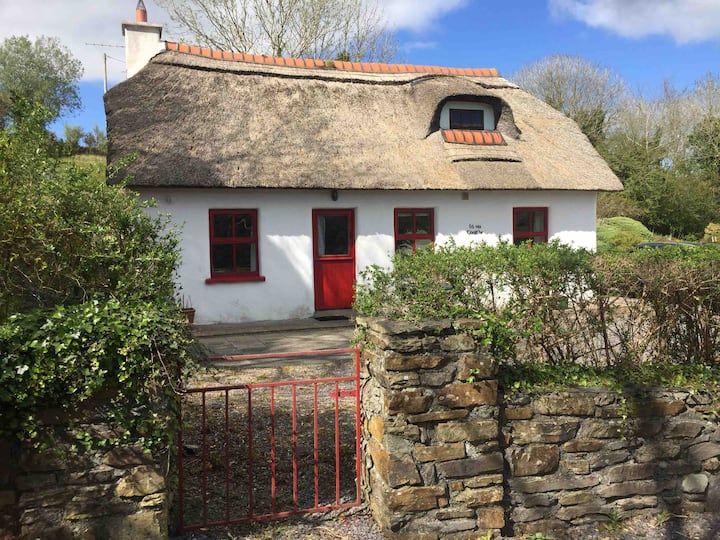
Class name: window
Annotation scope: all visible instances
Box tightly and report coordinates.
[207,209,265,282]
[439,101,495,131]
[513,207,548,245]
[395,208,434,254]
[450,108,484,130]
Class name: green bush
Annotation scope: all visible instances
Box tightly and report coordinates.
[0,102,195,450]
[355,242,720,379]
[0,299,194,450]
[596,216,654,254]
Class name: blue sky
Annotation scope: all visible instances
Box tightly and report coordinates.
[1,1,718,138]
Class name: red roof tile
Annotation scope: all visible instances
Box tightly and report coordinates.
[163,41,500,77]
[441,129,506,146]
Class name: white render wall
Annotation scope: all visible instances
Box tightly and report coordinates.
[137,188,597,324]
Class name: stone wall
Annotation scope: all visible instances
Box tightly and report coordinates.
[358,317,720,539]
[0,429,168,539]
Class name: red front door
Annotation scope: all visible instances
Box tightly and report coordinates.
[312,209,355,311]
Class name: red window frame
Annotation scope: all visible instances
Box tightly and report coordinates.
[206,209,265,283]
[394,208,435,254]
[513,207,548,246]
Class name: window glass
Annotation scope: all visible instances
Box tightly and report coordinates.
[397,213,414,236]
[450,109,484,130]
[211,245,234,273]
[209,209,260,279]
[394,208,434,254]
[513,208,548,245]
[318,214,349,256]
[213,214,233,238]
[235,214,254,237]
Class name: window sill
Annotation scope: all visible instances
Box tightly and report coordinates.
[205,275,266,284]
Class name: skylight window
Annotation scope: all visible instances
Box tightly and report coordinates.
[449,108,484,130]
[440,101,495,131]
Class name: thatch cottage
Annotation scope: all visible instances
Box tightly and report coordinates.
[106,4,622,324]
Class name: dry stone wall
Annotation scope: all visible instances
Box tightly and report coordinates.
[358,317,720,539]
[0,429,168,539]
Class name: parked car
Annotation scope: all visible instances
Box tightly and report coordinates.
[634,241,698,249]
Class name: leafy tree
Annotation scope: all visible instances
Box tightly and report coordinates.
[686,115,720,182]
[63,123,84,154]
[155,0,397,61]
[82,124,108,155]
[511,55,626,146]
[0,102,178,317]
[0,36,83,126]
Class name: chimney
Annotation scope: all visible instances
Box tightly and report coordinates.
[122,0,164,78]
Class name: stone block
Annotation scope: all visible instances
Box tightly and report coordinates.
[516,493,557,507]
[577,419,622,439]
[563,439,604,453]
[511,419,579,444]
[611,495,657,511]
[682,473,709,494]
[376,368,421,390]
[509,474,600,494]
[438,381,498,409]
[436,508,475,520]
[508,445,560,477]
[603,463,657,484]
[560,459,590,475]
[419,370,454,387]
[556,503,603,521]
[534,393,596,416]
[18,487,74,508]
[464,474,503,489]
[688,442,720,463]
[504,406,533,420]
[440,334,475,352]
[436,454,504,478]
[387,486,445,512]
[457,352,495,380]
[369,439,420,488]
[370,333,425,353]
[587,449,630,471]
[440,518,477,534]
[103,446,155,468]
[415,442,466,463]
[632,399,685,417]
[558,491,595,506]
[596,479,671,498]
[595,405,624,418]
[436,420,497,443]
[454,486,503,507]
[514,519,565,537]
[385,390,432,415]
[635,442,681,462]
[114,466,164,498]
[368,415,384,442]
[384,352,444,372]
[512,504,555,523]
[407,409,468,424]
[664,420,705,439]
[633,417,665,437]
[476,506,505,529]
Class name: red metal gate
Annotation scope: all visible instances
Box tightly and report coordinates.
[176,348,361,532]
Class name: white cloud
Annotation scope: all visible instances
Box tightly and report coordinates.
[549,0,720,43]
[0,1,466,83]
[383,0,468,32]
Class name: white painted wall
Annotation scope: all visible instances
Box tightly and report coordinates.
[122,21,164,78]
[137,188,597,323]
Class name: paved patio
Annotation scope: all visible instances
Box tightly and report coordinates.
[192,316,356,358]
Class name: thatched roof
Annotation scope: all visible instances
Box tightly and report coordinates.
[105,48,622,192]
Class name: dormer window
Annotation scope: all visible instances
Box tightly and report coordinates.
[440,101,495,131]
[450,108,484,130]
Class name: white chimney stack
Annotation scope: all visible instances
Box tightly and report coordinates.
[122,0,164,78]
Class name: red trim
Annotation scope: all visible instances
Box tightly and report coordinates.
[513,207,548,245]
[208,209,263,280]
[205,275,266,284]
[394,208,435,254]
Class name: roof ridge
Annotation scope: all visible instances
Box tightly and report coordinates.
[164,41,499,77]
